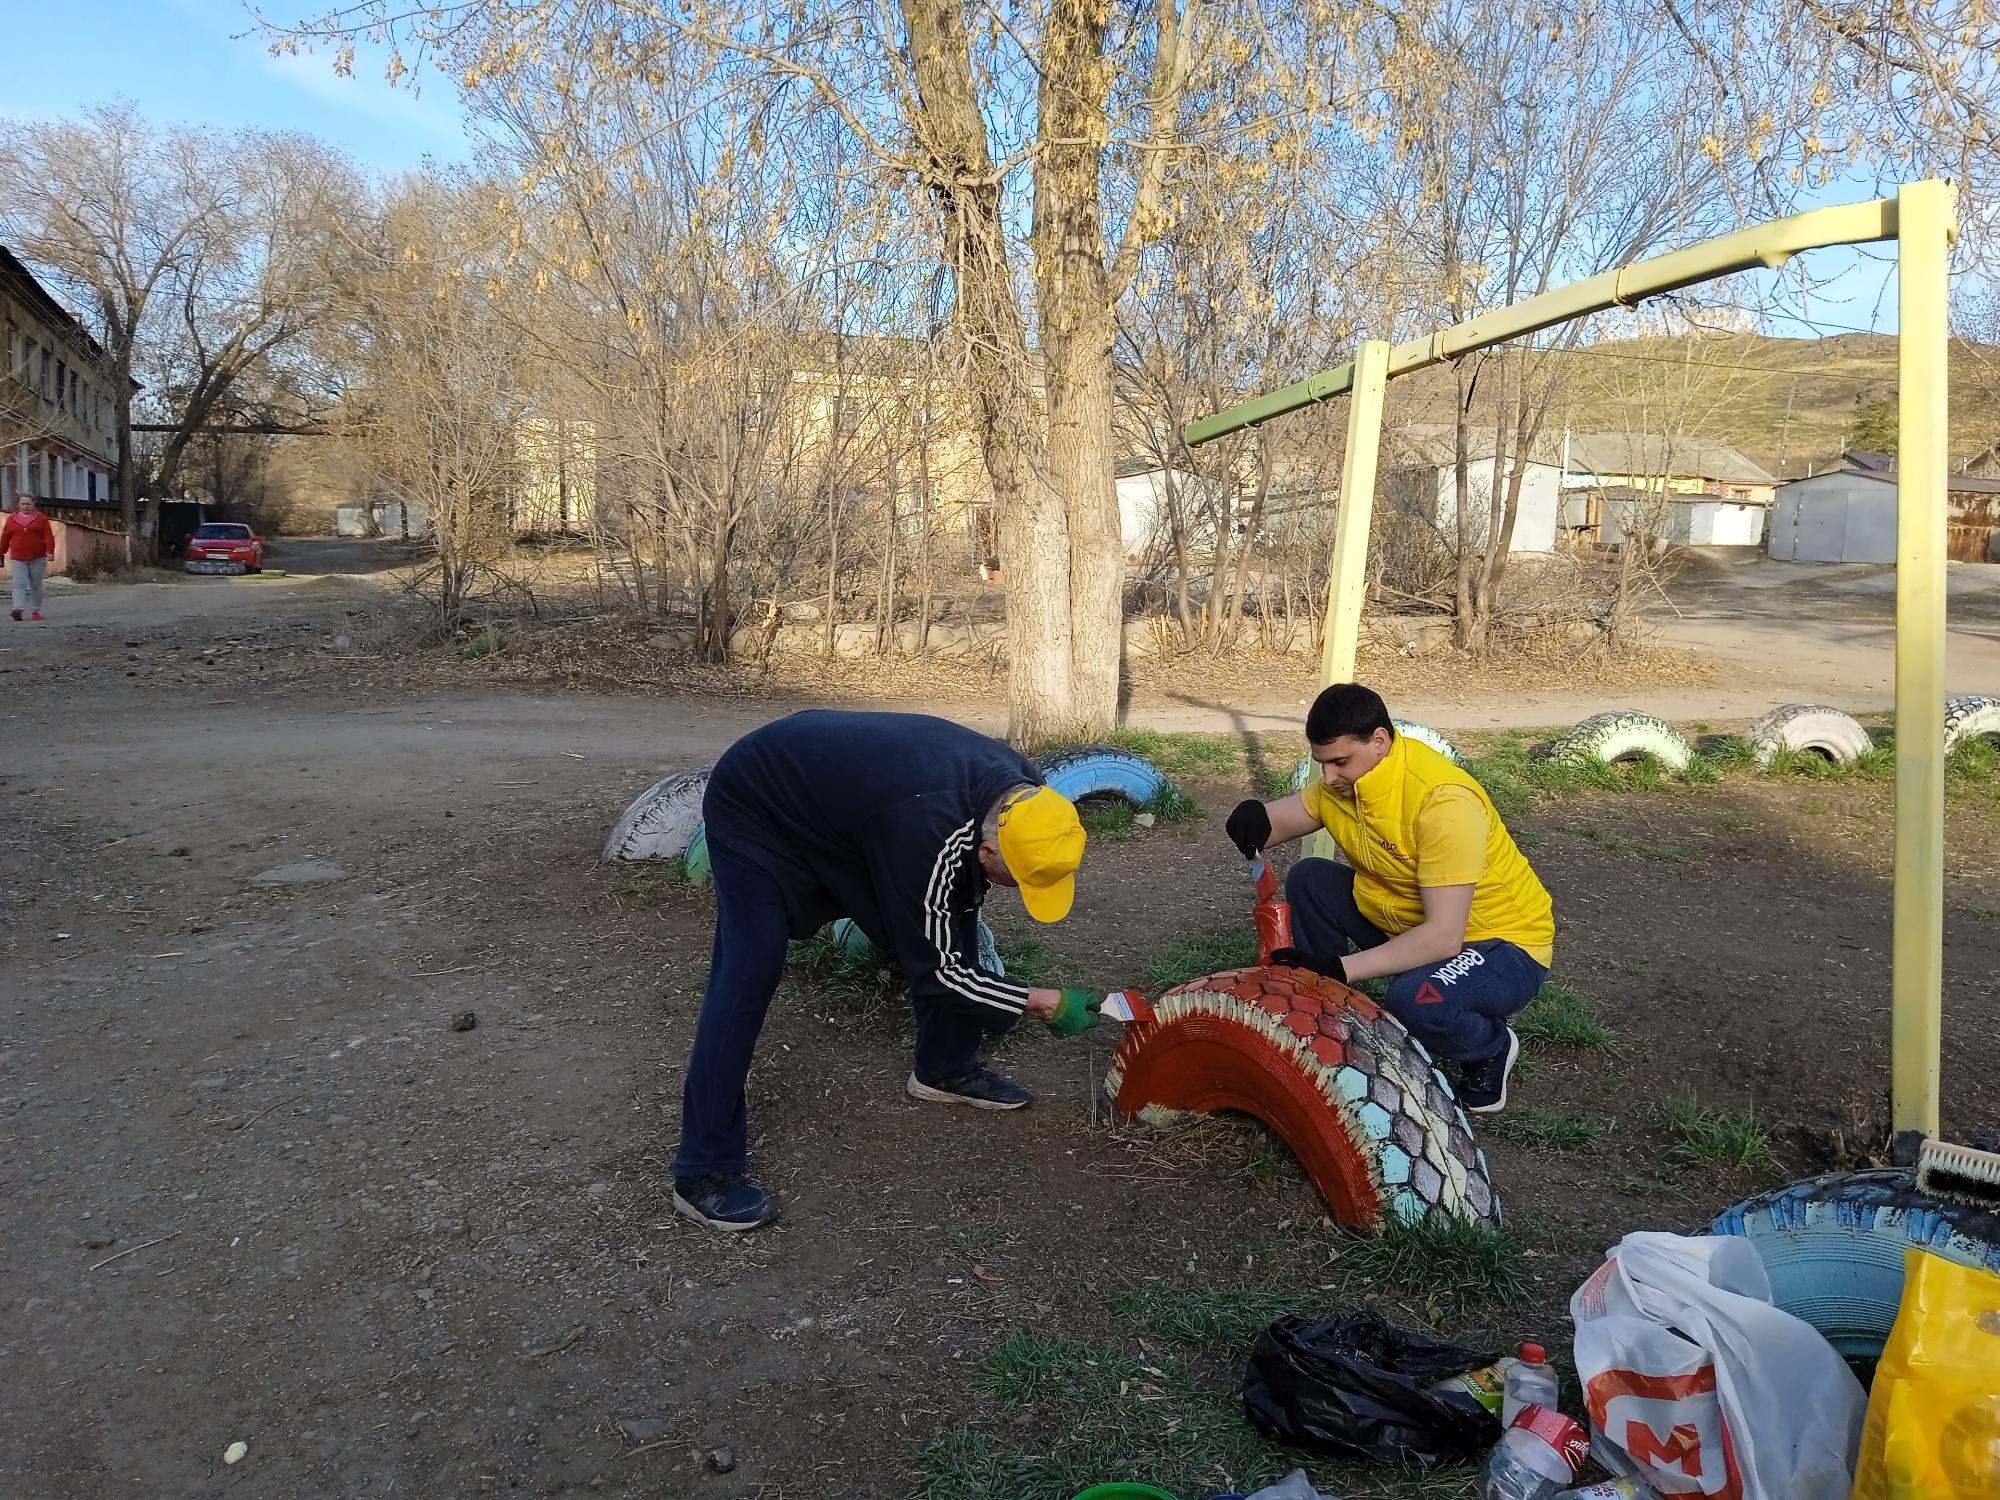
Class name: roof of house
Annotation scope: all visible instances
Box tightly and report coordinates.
[0,245,114,370]
[1563,431,1776,485]
[1778,453,2000,496]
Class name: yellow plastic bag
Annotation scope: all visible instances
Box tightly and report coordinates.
[1851,1247,2000,1499]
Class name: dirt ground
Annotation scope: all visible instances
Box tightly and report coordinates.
[4,542,1999,1499]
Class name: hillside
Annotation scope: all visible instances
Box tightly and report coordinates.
[1383,331,2000,476]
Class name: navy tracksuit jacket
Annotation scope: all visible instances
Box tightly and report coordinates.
[674,711,1042,1178]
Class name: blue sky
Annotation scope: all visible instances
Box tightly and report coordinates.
[2,0,475,174]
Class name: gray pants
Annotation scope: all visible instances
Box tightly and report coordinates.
[10,558,46,612]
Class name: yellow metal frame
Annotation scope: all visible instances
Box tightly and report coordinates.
[1187,182,1957,1154]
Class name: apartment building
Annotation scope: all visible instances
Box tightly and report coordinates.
[1,245,124,511]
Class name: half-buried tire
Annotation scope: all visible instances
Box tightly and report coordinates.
[1106,966,1500,1229]
[1037,745,1170,806]
[1944,694,2000,757]
[1748,704,1873,768]
[603,766,712,863]
[1546,710,1692,771]
[1711,1167,2000,1357]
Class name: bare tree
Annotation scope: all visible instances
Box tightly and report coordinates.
[0,105,363,541]
[268,0,1388,741]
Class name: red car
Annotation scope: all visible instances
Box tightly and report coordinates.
[183,522,265,574]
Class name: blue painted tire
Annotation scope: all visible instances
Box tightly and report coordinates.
[1036,745,1169,806]
[1711,1168,2000,1357]
[683,824,711,884]
[1289,721,1461,792]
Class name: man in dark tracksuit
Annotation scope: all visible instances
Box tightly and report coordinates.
[673,710,1104,1231]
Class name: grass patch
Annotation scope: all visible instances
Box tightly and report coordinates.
[1076,783,1201,844]
[607,866,689,903]
[1146,782,1203,821]
[786,926,897,1003]
[1513,981,1616,1051]
[1256,760,1303,800]
[909,1334,1286,1500]
[1646,1093,1783,1173]
[1114,1219,1530,1348]
[1949,733,1999,784]
[1696,734,1758,769]
[1141,929,1260,991]
[989,929,1077,989]
[1482,1106,1609,1152]
[1332,1217,1533,1325]
[1079,799,1136,839]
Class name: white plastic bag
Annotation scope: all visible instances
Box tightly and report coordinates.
[1569,1232,1865,1500]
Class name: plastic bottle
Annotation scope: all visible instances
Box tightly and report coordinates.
[1501,1342,1559,1426]
[1432,1356,1517,1415]
[1479,1405,1589,1500]
[1553,1480,1659,1500]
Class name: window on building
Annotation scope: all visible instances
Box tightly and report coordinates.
[56,358,67,409]
[39,347,51,400]
[3,322,16,377]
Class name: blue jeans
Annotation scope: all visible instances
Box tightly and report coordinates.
[673,838,1007,1179]
[1285,858,1547,1066]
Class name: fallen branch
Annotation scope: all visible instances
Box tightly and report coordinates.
[90,1231,180,1270]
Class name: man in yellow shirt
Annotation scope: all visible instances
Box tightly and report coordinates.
[1226,683,1555,1113]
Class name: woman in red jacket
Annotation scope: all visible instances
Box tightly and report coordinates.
[2,494,55,621]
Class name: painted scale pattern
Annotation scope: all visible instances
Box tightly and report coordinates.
[1105,965,1500,1229]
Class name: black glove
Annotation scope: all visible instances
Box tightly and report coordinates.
[1269,946,1347,983]
[1225,799,1272,859]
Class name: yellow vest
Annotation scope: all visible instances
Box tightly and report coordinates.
[1302,735,1555,964]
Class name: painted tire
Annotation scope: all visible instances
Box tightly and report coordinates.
[1944,694,2000,756]
[1748,704,1873,768]
[1288,720,1461,792]
[1036,745,1169,806]
[828,915,1006,977]
[1105,966,1500,1229]
[683,824,711,884]
[603,767,712,862]
[1711,1168,2000,1357]
[1546,711,1693,771]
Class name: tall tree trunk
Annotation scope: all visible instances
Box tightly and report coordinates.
[1161,460,1196,645]
[877,452,901,654]
[114,349,137,541]
[913,424,934,656]
[823,485,841,659]
[705,502,733,662]
[1033,0,1121,727]
[902,0,1077,742]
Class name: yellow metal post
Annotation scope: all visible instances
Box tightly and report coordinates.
[1319,340,1392,685]
[1891,179,1955,1160]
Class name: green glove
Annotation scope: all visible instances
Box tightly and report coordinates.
[1045,987,1102,1037]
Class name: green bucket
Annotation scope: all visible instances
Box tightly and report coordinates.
[1069,1486,1180,1500]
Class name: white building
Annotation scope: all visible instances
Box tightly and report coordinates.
[1380,425,1564,553]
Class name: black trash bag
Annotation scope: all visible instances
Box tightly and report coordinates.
[1242,1310,1503,1467]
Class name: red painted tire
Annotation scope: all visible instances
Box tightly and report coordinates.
[1106,966,1501,1230]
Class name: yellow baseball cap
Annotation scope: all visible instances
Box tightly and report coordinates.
[997,785,1086,923]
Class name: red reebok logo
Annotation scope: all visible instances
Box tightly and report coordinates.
[1414,982,1445,1005]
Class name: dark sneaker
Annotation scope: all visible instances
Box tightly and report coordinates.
[1458,1028,1521,1115]
[672,1173,779,1232]
[906,1065,1032,1111]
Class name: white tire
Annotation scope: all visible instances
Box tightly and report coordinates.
[602,767,712,863]
[1546,710,1692,771]
[1944,695,2000,756]
[1748,704,1873,768]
